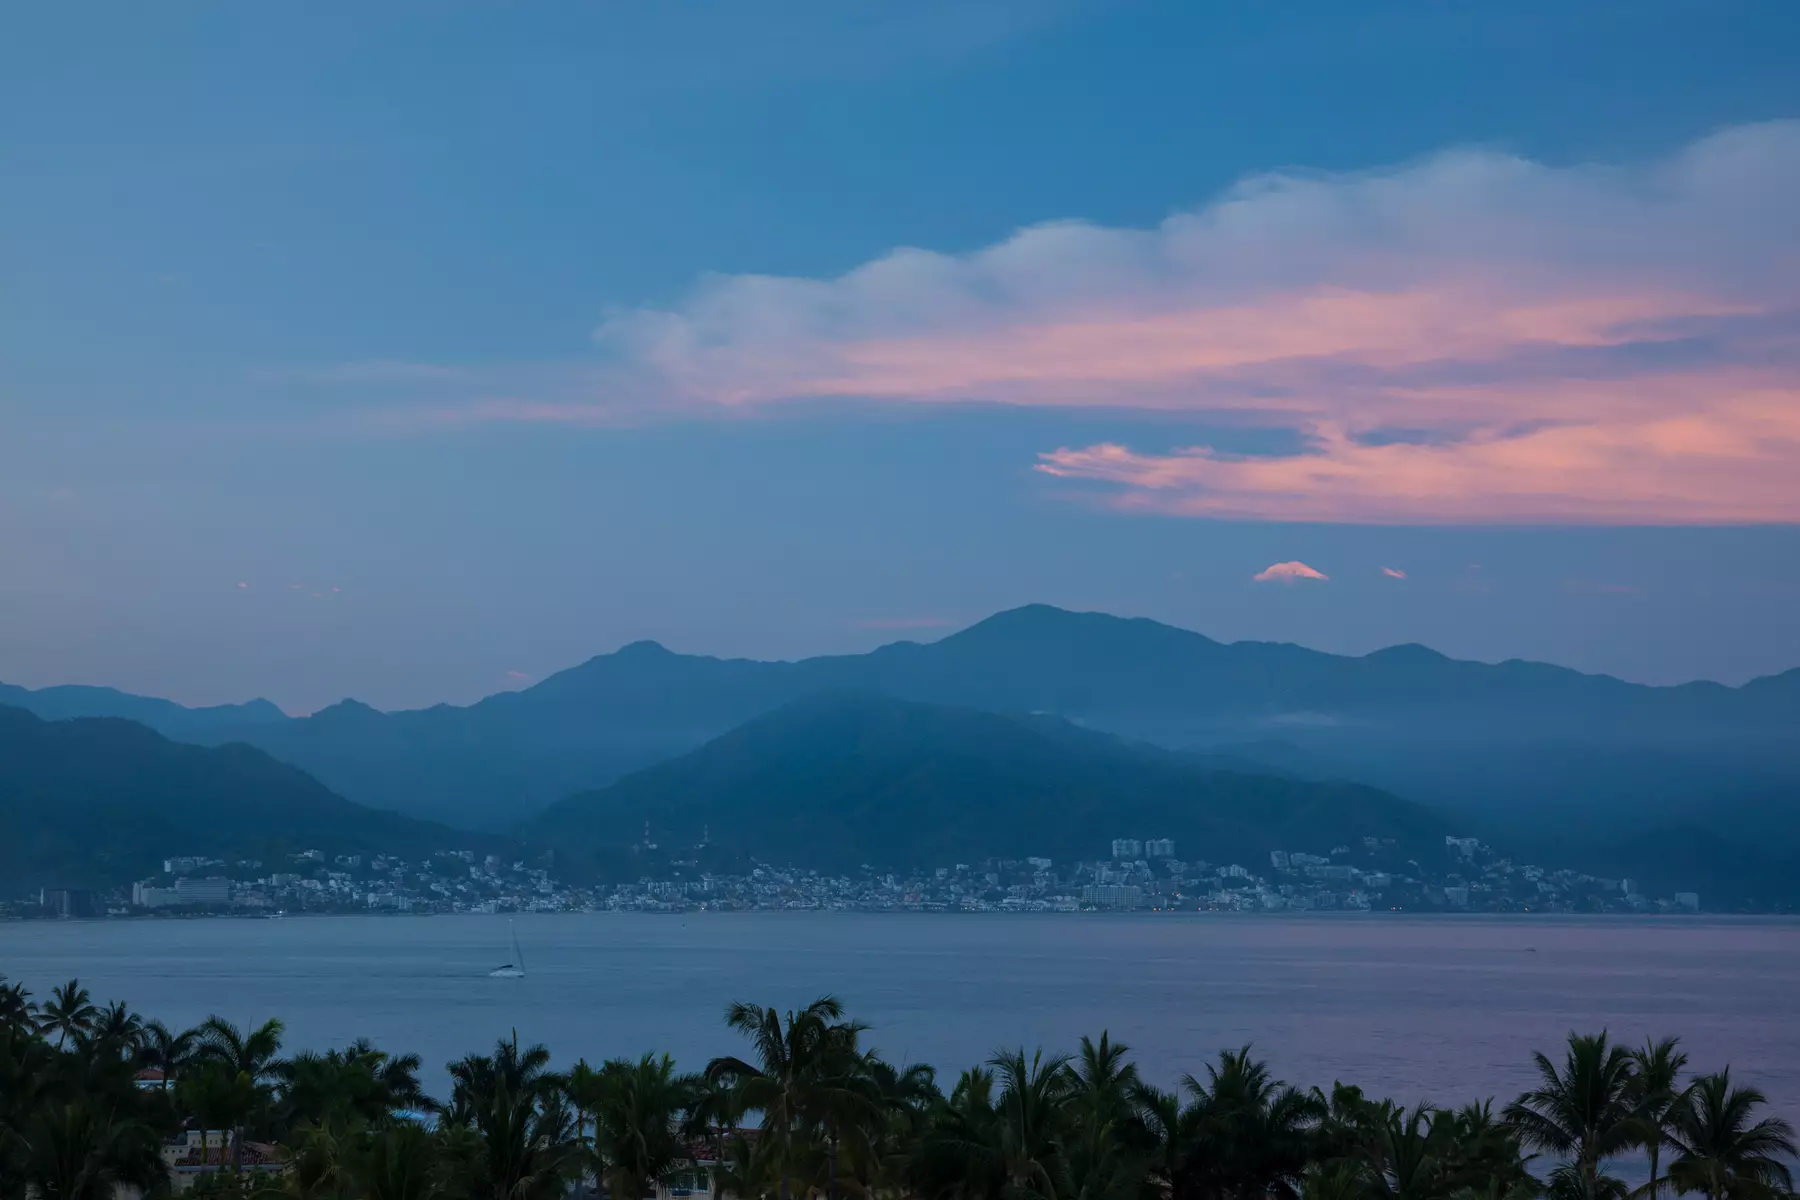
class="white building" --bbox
[1110,838,1142,860]
[132,882,181,909]
[1081,883,1145,910]
[174,876,232,906]
[1144,838,1176,859]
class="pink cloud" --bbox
[1035,369,1800,523]
[549,121,1800,524]
[1381,567,1407,579]
[1253,561,1329,584]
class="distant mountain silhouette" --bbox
[4,605,1796,838]
[0,705,475,888]
[0,681,287,738]
[529,691,1450,871]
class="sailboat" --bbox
[489,919,525,978]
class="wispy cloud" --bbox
[556,121,1800,524]
[1253,561,1329,584]
[1381,566,1407,579]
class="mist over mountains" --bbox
[3,605,1796,858]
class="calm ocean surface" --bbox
[2,914,1795,1121]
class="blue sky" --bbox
[4,0,1799,713]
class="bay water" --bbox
[2,913,1795,1127]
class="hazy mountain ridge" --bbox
[529,691,1452,871]
[0,681,288,737]
[0,704,476,888]
[3,605,1796,836]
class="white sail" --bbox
[489,919,525,978]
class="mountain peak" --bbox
[614,639,674,658]
[310,697,383,722]
[946,604,1220,650]
[1364,643,1451,664]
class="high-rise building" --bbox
[1145,838,1176,859]
[1110,838,1142,860]
[1080,884,1145,910]
[174,876,233,906]
[40,888,94,918]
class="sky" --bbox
[3,0,1800,714]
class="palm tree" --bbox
[280,1049,379,1132]
[179,1060,263,1169]
[1069,1033,1141,1131]
[443,1033,577,1200]
[590,1052,699,1200]
[138,1019,199,1093]
[348,1037,431,1115]
[1627,1037,1690,1200]
[38,981,98,1051]
[1181,1046,1320,1200]
[195,1014,285,1167]
[87,1002,142,1058]
[567,1058,602,1164]
[988,1047,1075,1200]
[466,1080,580,1200]
[1132,1081,1195,1200]
[278,1039,428,1132]
[265,1122,348,1199]
[197,1015,286,1084]
[713,1124,786,1200]
[14,1098,167,1200]
[1,1022,60,1192]
[1301,1161,1370,1200]
[0,977,35,1031]
[907,1066,1008,1200]
[864,1055,941,1195]
[1504,1032,1639,1200]
[706,996,874,1200]
[1664,1070,1796,1200]
[349,1120,444,1200]
[1359,1103,1453,1200]
[448,1030,559,1122]
[1438,1099,1534,1197]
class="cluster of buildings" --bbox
[15,850,583,919]
[13,834,1704,921]
[541,834,1703,915]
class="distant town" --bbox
[10,834,1705,919]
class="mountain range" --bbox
[3,605,1796,845]
[530,691,1450,872]
[0,705,477,889]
